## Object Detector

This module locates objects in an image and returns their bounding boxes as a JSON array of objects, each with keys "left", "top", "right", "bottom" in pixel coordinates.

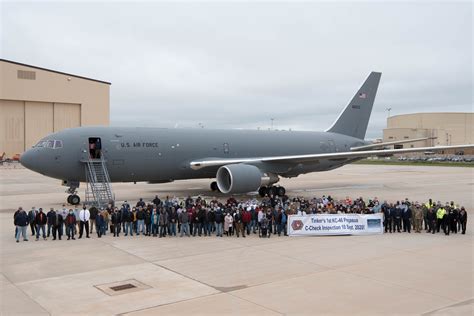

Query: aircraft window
[
  {"left": 46, "top": 140, "right": 55, "bottom": 148},
  {"left": 34, "top": 141, "right": 44, "bottom": 147},
  {"left": 54, "top": 140, "right": 63, "bottom": 149}
]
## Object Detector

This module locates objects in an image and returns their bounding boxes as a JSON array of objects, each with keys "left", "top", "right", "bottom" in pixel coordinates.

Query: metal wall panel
[
  {"left": 25, "top": 101, "right": 53, "bottom": 150},
  {"left": 53, "top": 103, "right": 81, "bottom": 132},
  {"left": 0, "top": 99, "right": 25, "bottom": 157}
]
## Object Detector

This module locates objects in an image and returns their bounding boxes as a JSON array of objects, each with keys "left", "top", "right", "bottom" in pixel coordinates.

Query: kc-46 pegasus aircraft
[{"left": 20, "top": 72, "right": 473, "bottom": 205}]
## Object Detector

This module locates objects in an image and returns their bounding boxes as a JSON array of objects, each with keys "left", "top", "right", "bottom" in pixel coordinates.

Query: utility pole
[{"left": 270, "top": 118, "right": 274, "bottom": 130}]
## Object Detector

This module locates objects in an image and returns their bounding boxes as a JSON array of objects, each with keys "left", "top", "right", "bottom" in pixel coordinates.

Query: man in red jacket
[{"left": 242, "top": 207, "right": 252, "bottom": 236}]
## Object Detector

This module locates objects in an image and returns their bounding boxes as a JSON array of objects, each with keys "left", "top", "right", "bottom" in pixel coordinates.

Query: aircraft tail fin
[{"left": 326, "top": 71, "right": 382, "bottom": 140}]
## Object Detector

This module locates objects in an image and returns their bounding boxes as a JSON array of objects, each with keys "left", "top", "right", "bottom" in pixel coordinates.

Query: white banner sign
[{"left": 287, "top": 213, "right": 384, "bottom": 236}]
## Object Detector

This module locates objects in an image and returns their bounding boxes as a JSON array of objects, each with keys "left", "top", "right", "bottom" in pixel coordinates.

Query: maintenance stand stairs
[{"left": 84, "top": 156, "right": 114, "bottom": 208}]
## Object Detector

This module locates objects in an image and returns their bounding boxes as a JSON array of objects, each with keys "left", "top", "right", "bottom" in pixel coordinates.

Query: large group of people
[{"left": 12, "top": 194, "right": 468, "bottom": 242}]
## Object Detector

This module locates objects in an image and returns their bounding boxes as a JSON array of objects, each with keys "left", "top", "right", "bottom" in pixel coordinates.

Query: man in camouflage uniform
[{"left": 413, "top": 202, "right": 423, "bottom": 233}]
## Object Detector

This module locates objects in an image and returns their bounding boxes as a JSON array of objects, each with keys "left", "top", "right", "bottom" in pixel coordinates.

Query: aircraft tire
[
  {"left": 67, "top": 195, "right": 73, "bottom": 204},
  {"left": 270, "top": 186, "right": 278, "bottom": 196},
  {"left": 276, "top": 186, "right": 286, "bottom": 196},
  {"left": 70, "top": 194, "right": 81, "bottom": 205},
  {"left": 258, "top": 186, "right": 267, "bottom": 197},
  {"left": 210, "top": 181, "right": 219, "bottom": 192}
]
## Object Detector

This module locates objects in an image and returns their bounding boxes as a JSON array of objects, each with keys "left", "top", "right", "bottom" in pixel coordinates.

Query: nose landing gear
[{"left": 63, "top": 180, "right": 81, "bottom": 205}]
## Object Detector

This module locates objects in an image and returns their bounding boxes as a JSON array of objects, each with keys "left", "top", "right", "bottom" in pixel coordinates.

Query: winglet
[{"left": 326, "top": 72, "right": 382, "bottom": 140}]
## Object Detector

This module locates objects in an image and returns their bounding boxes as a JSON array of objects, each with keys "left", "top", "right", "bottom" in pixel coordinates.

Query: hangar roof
[{"left": 0, "top": 58, "right": 111, "bottom": 85}]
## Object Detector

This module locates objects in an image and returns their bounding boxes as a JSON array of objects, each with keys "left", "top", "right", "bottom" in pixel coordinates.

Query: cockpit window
[{"left": 33, "top": 139, "right": 63, "bottom": 149}]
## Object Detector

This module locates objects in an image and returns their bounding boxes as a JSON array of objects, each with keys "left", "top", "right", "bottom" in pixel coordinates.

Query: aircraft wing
[
  {"left": 190, "top": 144, "right": 474, "bottom": 170},
  {"left": 350, "top": 137, "right": 436, "bottom": 151}
]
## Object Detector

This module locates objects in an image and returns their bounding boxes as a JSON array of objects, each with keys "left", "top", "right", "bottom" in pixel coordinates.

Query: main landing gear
[
  {"left": 210, "top": 181, "right": 220, "bottom": 192},
  {"left": 258, "top": 185, "right": 286, "bottom": 197}
]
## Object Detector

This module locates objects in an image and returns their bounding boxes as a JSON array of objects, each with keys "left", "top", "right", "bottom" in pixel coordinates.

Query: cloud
[{"left": 2, "top": 1, "right": 472, "bottom": 139}]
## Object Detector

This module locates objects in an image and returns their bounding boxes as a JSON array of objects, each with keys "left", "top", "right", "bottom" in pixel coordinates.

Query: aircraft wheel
[
  {"left": 67, "top": 195, "right": 73, "bottom": 204},
  {"left": 70, "top": 194, "right": 81, "bottom": 205},
  {"left": 258, "top": 186, "right": 267, "bottom": 197},
  {"left": 276, "top": 186, "right": 286, "bottom": 196},
  {"left": 210, "top": 181, "right": 219, "bottom": 192},
  {"left": 271, "top": 186, "right": 278, "bottom": 196}
]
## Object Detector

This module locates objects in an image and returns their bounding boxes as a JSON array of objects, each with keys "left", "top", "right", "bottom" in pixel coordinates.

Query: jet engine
[{"left": 216, "top": 164, "right": 278, "bottom": 194}]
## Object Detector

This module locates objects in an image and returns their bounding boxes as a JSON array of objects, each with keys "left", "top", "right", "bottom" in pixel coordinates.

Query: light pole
[
  {"left": 270, "top": 118, "right": 274, "bottom": 130},
  {"left": 385, "top": 107, "right": 392, "bottom": 118}
]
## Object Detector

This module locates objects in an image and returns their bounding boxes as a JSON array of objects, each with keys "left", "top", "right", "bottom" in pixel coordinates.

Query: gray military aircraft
[{"left": 20, "top": 72, "right": 473, "bottom": 205}]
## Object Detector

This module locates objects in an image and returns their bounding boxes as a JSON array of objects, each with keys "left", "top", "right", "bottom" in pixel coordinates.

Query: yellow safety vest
[{"left": 436, "top": 208, "right": 446, "bottom": 219}]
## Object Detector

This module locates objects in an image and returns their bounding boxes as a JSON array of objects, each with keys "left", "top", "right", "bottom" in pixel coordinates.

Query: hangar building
[
  {"left": 383, "top": 112, "right": 473, "bottom": 154},
  {"left": 0, "top": 59, "right": 110, "bottom": 158}
]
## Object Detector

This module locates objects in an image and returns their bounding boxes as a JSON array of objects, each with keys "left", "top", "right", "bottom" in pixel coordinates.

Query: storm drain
[
  {"left": 110, "top": 283, "right": 136, "bottom": 292},
  {"left": 95, "top": 279, "right": 151, "bottom": 296}
]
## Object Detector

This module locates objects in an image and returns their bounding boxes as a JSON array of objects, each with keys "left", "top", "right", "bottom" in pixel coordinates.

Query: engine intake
[{"left": 216, "top": 164, "right": 278, "bottom": 194}]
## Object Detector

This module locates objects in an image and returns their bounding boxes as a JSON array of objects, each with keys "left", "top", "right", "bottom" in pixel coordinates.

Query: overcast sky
[{"left": 2, "top": 1, "right": 472, "bottom": 138}]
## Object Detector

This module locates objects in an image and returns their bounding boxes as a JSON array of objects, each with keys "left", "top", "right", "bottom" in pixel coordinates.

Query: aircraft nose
[{"left": 20, "top": 149, "right": 37, "bottom": 171}]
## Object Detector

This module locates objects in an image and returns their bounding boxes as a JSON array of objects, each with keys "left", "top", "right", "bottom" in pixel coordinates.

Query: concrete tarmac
[{"left": 0, "top": 164, "right": 473, "bottom": 315}]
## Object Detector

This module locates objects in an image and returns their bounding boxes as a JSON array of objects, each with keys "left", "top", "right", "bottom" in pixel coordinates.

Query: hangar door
[
  {"left": 0, "top": 100, "right": 25, "bottom": 157},
  {"left": 25, "top": 101, "right": 54, "bottom": 149},
  {"left": 53, "top": 103, "right": 81, "bottom": 132}
]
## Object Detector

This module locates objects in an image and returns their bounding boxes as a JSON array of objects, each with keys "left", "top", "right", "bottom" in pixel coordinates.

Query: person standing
[
  {"left": 136, "top": 207, "right": 145, "bottom": 236},
  {"left": 111, "top": 209, "right": 121, "bottom": 237},
  {"left": 224, "top": 212, "right": 233, "bottom": 236},
  {"left": 65, "top": 209, "right": 76, "bottom": 240},
  {"left": 51, "top": 210, "right": 63, "bottom": 240},
  {"left": 383, "top": 203, "right": 392, "bottom": 233},
  {"left": 427, "top": 208, "right": 436, "bottom": 234},
  {"left": 214, "top": 208, "right": 224, "bottom": 237},
  {"left": 436, "top": 204, "right": 446, "bottom": 233},
  {"left": 242, "top": 208, "right": 251, "bottom": 236},
  {"left": 159, "top": 208, "right": 168, "bottom": 238},
  {"left": 413, "top": 203, "right": 423, "bottom": 233},
  {"left": 151, "top": 209, "right": 160, "bottom": 237},
  {"left": 234, "top": 209, "right": 244, "bottom": 237},
  {"left": 392, "top": 204, "right": 401, "bottom": 233},
  {"left": 46, "top": 208, "right": 55, "bottom": 237},
  {"left": 169, "top": 207, "right": 178, "bottom": 237},
  {"left": 79, "top": 206, "right": 90, "bottom": 239},
  {"left": 403, "top": 203, "right": 412, "bottom": 233},
  {"left": 35, "top": 208, "right": 47, "bottom": 240},
  {"left": 145, "top": 209, "right": 152, "bottom": 236},
  {"left": 178, "top": 208, "right": 190, "bottom": 237},
  {"left": 459, "top": 207, "right": 467, "bottom": 234},
  {"left": 96, "top": 211, "right": 105, "bottom": 238},
  {"left": 28, "top": 207, "right": 37, "bottom": 236},
  {"left": 89, "top": 207, "right": 98, "bottom": 234},
  {"left": 14, "top": 207, "right": 29, "bottom": 242}
]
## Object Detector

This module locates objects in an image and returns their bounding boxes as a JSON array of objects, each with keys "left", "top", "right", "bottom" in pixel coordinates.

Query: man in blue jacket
[{"left": 14, "top": 207, "right": 29, "bottom": 242}]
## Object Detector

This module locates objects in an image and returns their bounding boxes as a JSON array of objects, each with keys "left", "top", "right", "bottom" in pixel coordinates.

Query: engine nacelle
[{"left": 216, "top": 164, "right": 278, "bottom": 194}]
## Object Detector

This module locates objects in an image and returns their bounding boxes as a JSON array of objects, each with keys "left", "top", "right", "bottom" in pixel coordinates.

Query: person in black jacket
[
  {"left": 214, "top": 208, "right": 224, "bottom": 237},
  {"left": 459, "top": 207, "right": 467, "bottom": 234},
  {"left": 383, "top": 203, "right": 392, "bottom": 233},
  {"left": 197, "top": 208, "right": 206, "bottom": 237},
  {"left": 402, "top": 203, "right": 412, "bottom": 233},
  {"left": 391, "top": 205, "right": 401, "bottom": 233},
  {"left": 144, "top": 209, "right": 151, "bottom": 236},
  {"left": 35, "top": 208, "right": 47, "bottom": 240},
  {"left": 427, "top": 208, "right": 436, "bottom": 234},
  {"left": 51, "top": 210, "right": 63, "bottom": 240},
  {"left": 46, "top": 208, "right": 56, "bottom": 238},
  {"left": 89, "top": 207, "right": 98, "bottom": 234},
  {"left": 111, "top": 209, "right": 122, "bottom": 237},
  {"left": 14, "top": 207, "right": 29, "bottom": 242},
  {"left": 28, "top": 207, "right": 37, "bottom": 236}
]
